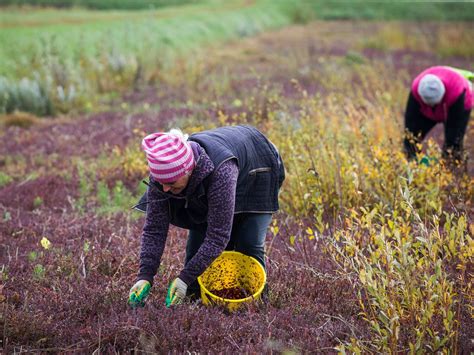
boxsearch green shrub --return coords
[0,171,13,187]
[0,77,53,116]
[33,196,44,209]
[96,180,137,215]
[33,264,46,279]
[334,201,471,353]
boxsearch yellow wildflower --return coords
[40,237,51,250]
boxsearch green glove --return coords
[419,155,431,166]
[165,277,187,307]
[128,280,151,308]
[419,155,438,167]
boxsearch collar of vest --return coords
[184,143,214,197]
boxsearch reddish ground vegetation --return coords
[0,174,77,211]
[1,207,364,352]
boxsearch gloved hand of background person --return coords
[166,277,187,307]
[128,280,151,308]
[419,155,439,167]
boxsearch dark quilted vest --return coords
[190,125,284,211]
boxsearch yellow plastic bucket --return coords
[197,251,266,312]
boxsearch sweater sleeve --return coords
[137,182,170,285]
[178,160,239,286]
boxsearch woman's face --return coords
[161,174,191,194]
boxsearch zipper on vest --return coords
[249,167,272,175]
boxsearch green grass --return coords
[0,1,298,77]
[309,1,474,21]
[0,0,192,10]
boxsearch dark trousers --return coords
[184,213,272,296]
[404,92,471,160]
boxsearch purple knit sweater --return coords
[137,142,239,286]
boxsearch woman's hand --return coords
[166,278,187,307]
[128,280,151,308]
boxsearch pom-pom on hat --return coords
[417,74,446,106]
[142,131,195,184]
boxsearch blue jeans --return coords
[184,213,272,296]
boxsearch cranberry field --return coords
[1,18,473,353]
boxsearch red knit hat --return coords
[141,132,195,184]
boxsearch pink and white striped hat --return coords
[141,132,195,184]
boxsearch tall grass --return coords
[0,0,309,115]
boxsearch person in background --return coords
[404,66,473,163]
[128,125,285,307]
